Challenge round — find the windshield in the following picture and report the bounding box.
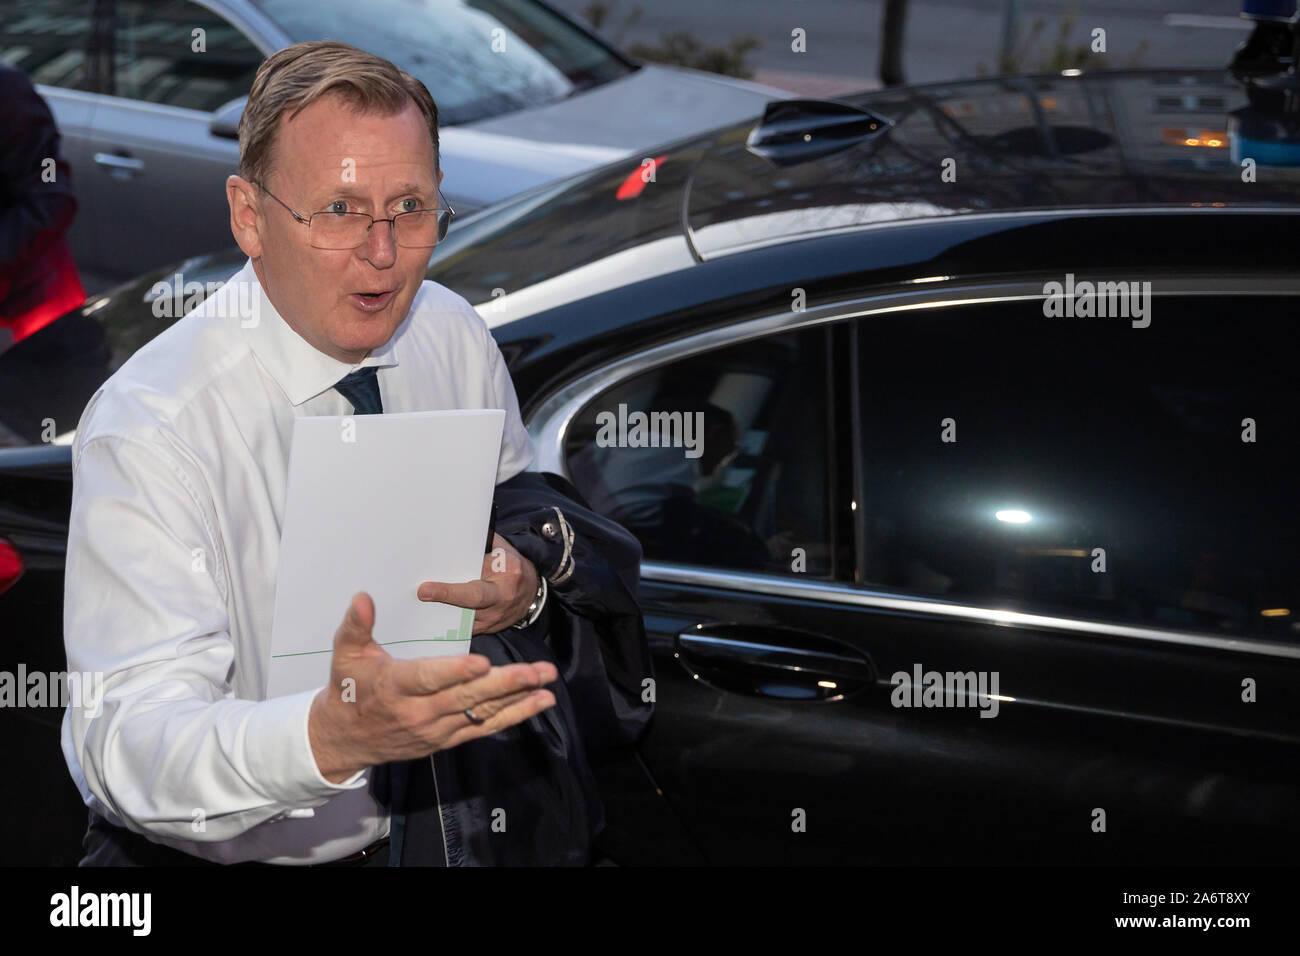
[251,0,632,125]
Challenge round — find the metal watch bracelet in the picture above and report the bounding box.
[510,575,547,629]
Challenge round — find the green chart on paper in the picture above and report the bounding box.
[270,607,475,658]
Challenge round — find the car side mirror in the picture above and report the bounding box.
[209,96,246,139]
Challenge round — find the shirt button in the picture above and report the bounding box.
[541,521,559,540]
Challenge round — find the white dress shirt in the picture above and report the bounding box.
[60,259,534,864]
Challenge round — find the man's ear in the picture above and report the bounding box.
[437,166,444,189]
[227,175,263,259]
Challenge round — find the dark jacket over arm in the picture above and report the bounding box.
[400,470,654,865]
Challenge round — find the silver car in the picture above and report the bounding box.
[0,0,790,284]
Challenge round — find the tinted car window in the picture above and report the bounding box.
[855,294,1299,640]
[565,328,833,576]
[251,0,631,125]
[0,0,94,90]
[112,0,262,111]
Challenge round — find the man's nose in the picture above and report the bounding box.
[361,218,397,267]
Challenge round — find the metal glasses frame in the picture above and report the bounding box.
[250,179,455,247]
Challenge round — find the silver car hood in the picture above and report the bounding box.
[440,63,790,207]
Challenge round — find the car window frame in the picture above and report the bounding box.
[527,271,1300,663]
[847,282,1300,647]
[550,320,846,581]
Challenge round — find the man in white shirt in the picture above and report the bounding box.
[61,41,582,865]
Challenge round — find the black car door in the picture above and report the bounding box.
[844,282,1300,864]
[557,277,1300,864]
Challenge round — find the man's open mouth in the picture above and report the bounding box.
[349,290,396,311]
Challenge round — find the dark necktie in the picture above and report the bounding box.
[333,366,383,416]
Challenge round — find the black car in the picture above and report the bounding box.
[3,69,1300,866]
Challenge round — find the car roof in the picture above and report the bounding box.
[687,69,1300,254]
[490,205,1300,411]
[425,69,1300,319]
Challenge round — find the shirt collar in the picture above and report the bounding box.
[235,259,401,407]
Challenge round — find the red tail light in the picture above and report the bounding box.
[0,537,24,595]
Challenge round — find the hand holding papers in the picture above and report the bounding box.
[267,408,504,699]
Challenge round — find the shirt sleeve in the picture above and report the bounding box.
[63,433,364,844]
[476,311,536,484]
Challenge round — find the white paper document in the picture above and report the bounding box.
[267,408,505,699]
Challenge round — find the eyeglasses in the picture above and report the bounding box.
[250,179,454,249]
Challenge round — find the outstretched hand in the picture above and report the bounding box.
[308,592,557,783]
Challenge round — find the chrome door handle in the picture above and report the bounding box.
[93,152,145,173]
[677,624,876,700]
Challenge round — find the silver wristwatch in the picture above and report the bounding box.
[511,575,548,629]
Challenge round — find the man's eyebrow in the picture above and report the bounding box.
[313,182,436,203]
